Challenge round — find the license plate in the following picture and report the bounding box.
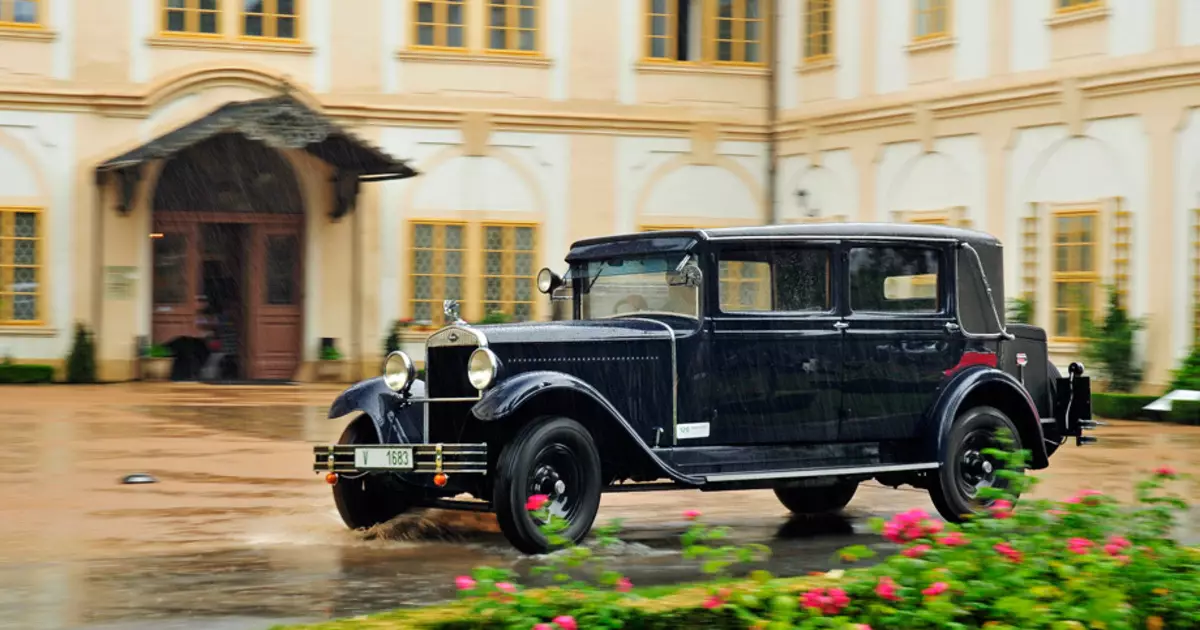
[354,447,414,470]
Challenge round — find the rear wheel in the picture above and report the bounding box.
[494,416,603,555]
[774,482,858,515]
[929,405,1026,523]
[332,416,419,530]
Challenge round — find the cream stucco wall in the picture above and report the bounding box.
[0,0,1198,389]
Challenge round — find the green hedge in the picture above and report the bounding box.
[1091,392,1157,420]
[0,363,55,384]
[1167,399,1200,425]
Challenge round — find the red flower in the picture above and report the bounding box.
[990,499,1014,519]
[496,582,516,593]
[454,575,476,590]
[902,544,932,558]
[875,576,901,602]
[552,616,577,630]
[534,625,552,630]
[801,587,851,615]
[994,542,1023,563]
[938,531,969,547]
[1104,535,1132,556]
[702,595,722,609]
[616,577,633,593]
[1067,538,1094,555]
[525,494,550,511]
[1065,489,1103,505]
[1155,466,1177,478]
[683,509,701,521]
[922,582,949,597]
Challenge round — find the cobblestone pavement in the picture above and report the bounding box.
[0,384,1196,629]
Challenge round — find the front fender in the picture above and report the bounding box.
[327,376,425,444]
[923,366,1049,470]
[471,370,703,486]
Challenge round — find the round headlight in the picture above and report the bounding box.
[383,351,416,392]
[537,267,556,294]
[467,348,499,390]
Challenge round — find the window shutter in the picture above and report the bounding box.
[1021,203,1040,300]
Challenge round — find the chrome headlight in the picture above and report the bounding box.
[467,348,499,390]
[383,350,416,393]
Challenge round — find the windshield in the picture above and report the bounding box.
[570,254,700,320]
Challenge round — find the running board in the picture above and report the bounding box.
[703,462,941,484]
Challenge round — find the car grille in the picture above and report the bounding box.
[425,345,478,444]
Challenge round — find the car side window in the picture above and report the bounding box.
[848,246,942,314]
[717,247,830,313]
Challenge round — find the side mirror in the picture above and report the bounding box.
[668,261,702,288]
[537,267,563,294]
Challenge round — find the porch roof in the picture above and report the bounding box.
[94,94,417,181]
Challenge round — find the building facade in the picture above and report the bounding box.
[0,0,1197,390]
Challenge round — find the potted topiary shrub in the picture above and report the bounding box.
[141,344,174,381]
[65,322,97,384]
[316,340,344,382]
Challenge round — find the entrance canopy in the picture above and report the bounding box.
[95,93,418,218]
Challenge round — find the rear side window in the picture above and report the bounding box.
[717,247,831,313]
[848,246,941,314]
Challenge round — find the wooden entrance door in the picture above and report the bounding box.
[246,221,304,380]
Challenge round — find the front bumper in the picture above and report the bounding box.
[312,443,489,475]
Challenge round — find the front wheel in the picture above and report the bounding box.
[928,405,1026,523]
[494,416,603,554]
[332,416,419,530]
[774,482,858,515]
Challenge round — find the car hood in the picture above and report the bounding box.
[471,319,678,345]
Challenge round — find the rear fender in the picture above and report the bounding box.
[471,370,702,486]
[923,366,1049,470]
[327,376,425,444]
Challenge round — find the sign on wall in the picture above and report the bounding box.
[104,266,138,300]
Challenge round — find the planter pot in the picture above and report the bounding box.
[316,359,345,382]
[141,357,173,381]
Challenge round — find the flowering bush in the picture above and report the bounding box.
[435,437,1198,630]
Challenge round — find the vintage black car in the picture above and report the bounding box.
[314,223,1096,553]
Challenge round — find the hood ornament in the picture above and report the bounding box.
[443,299,465,325]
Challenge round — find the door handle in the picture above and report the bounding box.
[945,322,961,333]
[833,321,849,331]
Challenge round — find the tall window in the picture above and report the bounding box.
[414,0,466,49]
[410,222,467,326]
[163,0,219,35]
[1056,0,1102,13]
[714,0,766,64]
[242,0,298,40]
[914,0,949,40]
[0,0,39,26]
[1051,211,1099,341]
[482,224,538,321]
[640,225,765,311]
[909,215,949,226]
[0,208,41,325]
[487,0,538,53]
[644,0,767,65]
[804,0,833,61]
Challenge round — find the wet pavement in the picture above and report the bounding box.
[1,384,1199,629]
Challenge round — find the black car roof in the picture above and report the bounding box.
[570,222,1001,251]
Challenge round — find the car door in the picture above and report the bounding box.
[839,242,966,442]
[707,241,843,445]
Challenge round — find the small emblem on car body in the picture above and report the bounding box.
[448,332,459,342]
[1016,353,1027,367]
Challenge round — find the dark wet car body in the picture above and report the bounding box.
[315,223,1096,553]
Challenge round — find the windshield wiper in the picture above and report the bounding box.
[585,260,610,293]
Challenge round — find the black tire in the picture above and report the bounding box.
[332,416,418,530]
[774,482,858,515]
[493,416,603,555]
[928,405,1026,523]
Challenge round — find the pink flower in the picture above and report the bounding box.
[1065,489,1103,505]
[525,494,550,511]
[703,595,722,609]
[875,576,901,602]
[534,625,552,630]
[1155,466,1177,478]
[801,587,851,615]
[922,582,949,597]
[496,582,516,593]
[938,531,969,547]
[454,575,476,590]
[1067,538,1094,555]
[855,626,873,630]
[925,519,944,534]
[994,542,1023,563]
[683,509,701,521]
[616,577,633,592]
[990,499,1014,519]
[552,616,577,630]
[1104,536,1132,556]
[902,544,932,558]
